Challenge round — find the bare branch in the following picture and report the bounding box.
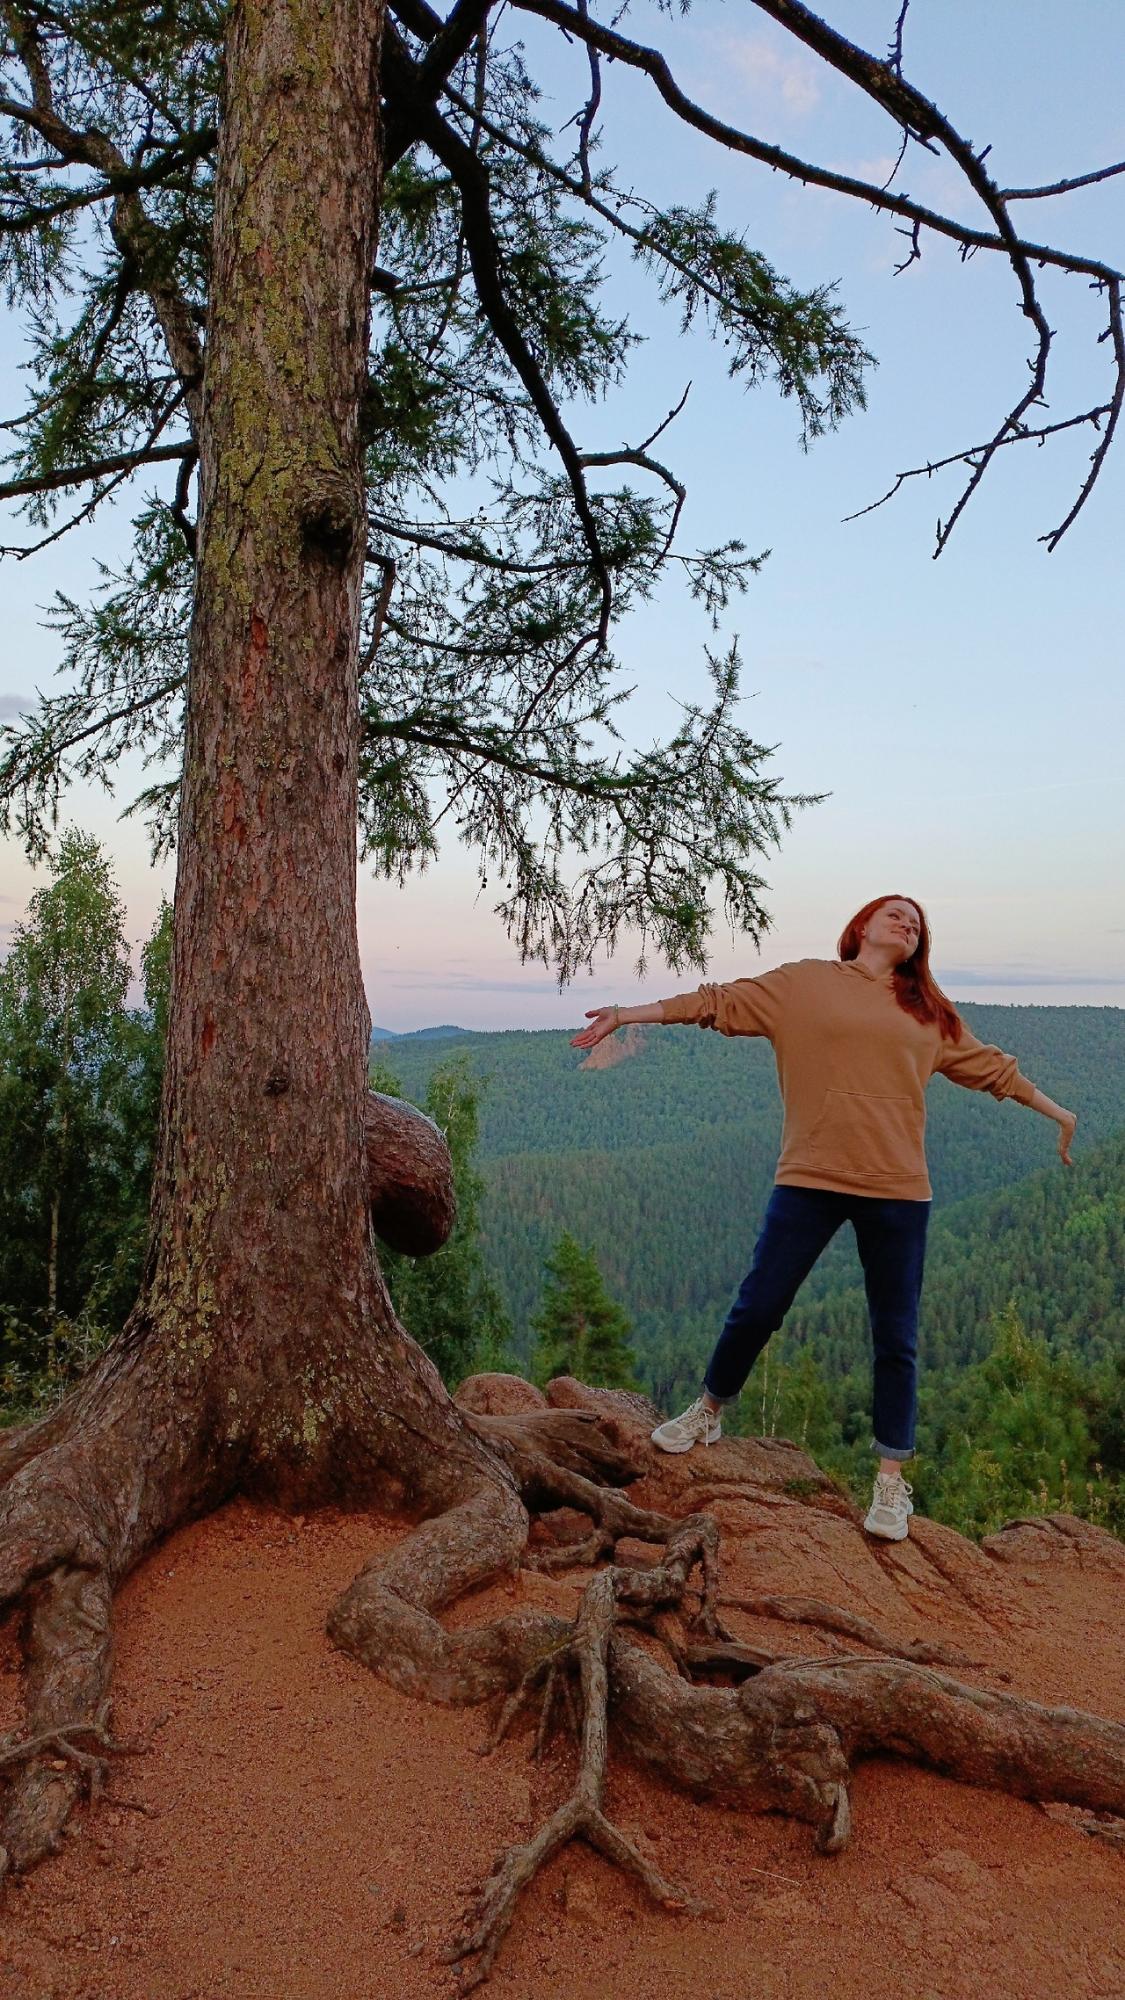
[168,444,199,556]
[504,0,1121,287]
[580,429,686,562]
[414,0,494,101]
[360,554,397,669]
[887,0,910,76]
[844,404,1115,525]
[383,0,495,167]
[1000,160,1125,202]
[1041,279,1125,552]
[567,0,602,197]
[500,0,1123,550]
[367,518,583,573]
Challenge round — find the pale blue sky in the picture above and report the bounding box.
[2,0,1123,1027]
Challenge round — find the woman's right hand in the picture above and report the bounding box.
[570,1007,620,1050]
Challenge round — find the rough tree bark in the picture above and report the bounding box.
[0,0,521,1878]
[1,1,1123,1982]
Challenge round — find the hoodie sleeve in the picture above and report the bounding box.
[658,964,791,1040]
[935,1028,1036,1103]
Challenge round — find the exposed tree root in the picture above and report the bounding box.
[3,1092,1123,1992]
[0,1706,166,1879]
[1041,1803,1125,1852]
[322,1378,1125,1980]
[0,1714,154,1781]
[466,1409,643,1491]
[719,1591,975,1668]
[446,1560,710,1991]
[0,1352,243,1878]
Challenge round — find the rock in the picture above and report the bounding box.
[455,1372,548,1415]
[982,1513,1125,1574]
[579,1023,647,1071]
[545,1375,661,1429]
[542,1376,665,1467]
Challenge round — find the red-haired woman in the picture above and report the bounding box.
[571,895,1077,1540]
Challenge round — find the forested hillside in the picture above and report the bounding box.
[373,1005,1125,1388]
[799,1130,1125,1379]
[374,1005,1124,1170]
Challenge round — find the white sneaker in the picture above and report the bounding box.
[864,1472,914,1541]
[650,1396,722,1454]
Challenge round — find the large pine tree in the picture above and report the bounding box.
[1,0,1124,1972]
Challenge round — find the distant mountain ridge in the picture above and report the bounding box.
[370,1023,468,1045]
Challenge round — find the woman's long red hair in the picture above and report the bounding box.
[837,895,962,1043]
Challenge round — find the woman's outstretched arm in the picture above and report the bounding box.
[935,1033,1077,1165]
[572,964,792,1050]
[571,1001,665,1050]
[1026,1087,1079,1166]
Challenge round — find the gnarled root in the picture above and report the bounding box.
[0,1350,232,1880]
[0,1083,473,1884]
[328,1473,567,1705]
[467,1408,680,1573]
[355,1428,1125,1988]
[447,1540,713,1991]
[1,1566,116,1879]
[782,1655,1125,1813]
[718,1591,975,1668]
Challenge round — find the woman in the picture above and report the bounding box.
[571,895,1077,1541]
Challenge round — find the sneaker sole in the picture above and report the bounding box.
[650,1430,721,1454]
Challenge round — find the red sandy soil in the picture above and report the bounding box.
[2,1431,1124,2000]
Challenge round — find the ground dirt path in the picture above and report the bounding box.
[2,1446,1123,2000]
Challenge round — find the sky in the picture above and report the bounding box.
[2,0,1123,1030]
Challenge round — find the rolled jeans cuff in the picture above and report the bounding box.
[872,1438,913,1461]
[703,1379,740,1407]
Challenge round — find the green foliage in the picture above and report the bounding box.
[0,1291,114,1428]
[141,894,174,1049]
[0,6,873,967]
[912,1305,1111,1537]
[728,1306,1125,1539]
[0,839,168,1402]
[530,1231,636,1390]
[369,1055,513,1387]
[369,1007,1125,1386]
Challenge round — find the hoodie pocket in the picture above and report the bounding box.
[806,1088,924,1184]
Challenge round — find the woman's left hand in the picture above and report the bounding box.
[570,1007,619,1050]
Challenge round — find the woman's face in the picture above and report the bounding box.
[863,898,922,962]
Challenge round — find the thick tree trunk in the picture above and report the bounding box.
[144,0,387,1499]
[0,0,520,1876]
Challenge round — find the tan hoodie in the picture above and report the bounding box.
[659,958,1037,1201]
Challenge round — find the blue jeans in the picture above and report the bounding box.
[704,1185,930,1458]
